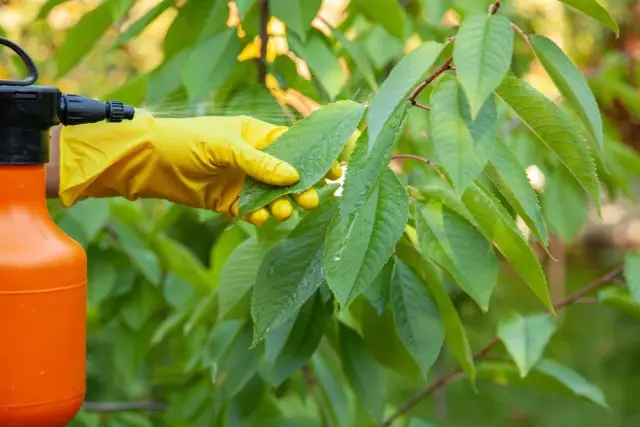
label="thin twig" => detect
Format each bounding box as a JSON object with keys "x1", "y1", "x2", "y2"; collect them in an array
[
  {"x1": 408, "y1": 56, "x2": 454, "y2": 106},
  {"x1": 511, "y1": 22, "x2": 532, "y2": 48},
  {"x1": 489, "y1": 0, "x2": 501, "y2": 15},
  {"x1": 258, "y1": 0, "x2": 269, "y2": 84},
  {"x1": 392, "y1": 154, "x2": 447, "y2": 183},
  {"x1": 381, "y1": 265, "x2": 623, "y2": 426},
  {"x1": 82, "y1": 401, "x2": 167, "y2": 413}
]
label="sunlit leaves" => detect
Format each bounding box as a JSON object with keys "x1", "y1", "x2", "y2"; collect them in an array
[
  {"x1": 271, "y1": 0, "x2": 322, "y2": 43},
  {"x1": 558, "y1": 0, "x2": 619, "y2": 36},
  {"x1": 367, "y1": 41, "x2": 444, "y2": 147},
  {"x1": 239, "y1": 101, "x2": 365, "y2": 215},
  {"x1": 429, "y1": 76, "x2": 497, "y2": 194},
  {"x1": 496, "y1": 76, "x2": 601, "y2": 210},
  {"x1": 251, "y1": 199, "x2": 337, "y2": 343},
  {"x1": 497, "y1": 313, "x2": 557, "y2": 377},
  {"x1": 54, "y1": 2, "x2": 114, "y2": 78},
  {"x1": 357, "y1": 0, "x2": 408, "y2": 40},
  {"x1": 462, "y1": 183, "x2": 552, "y2": 310},
  {"x1": 417, "y1": 199, "x2": 499, "y2": 312},
  {"x1": 324, "y1": 169, "x2": 409, "y2": 308},
  {"x1": 531, "y1": 35, "x2": 604, "y2": 150},
  {"x1": 485, "y1": 138, "x2": 548, "y2": 246},
  {"x1": 454, "y1": 13, "x2": 514, "y2": 118}
]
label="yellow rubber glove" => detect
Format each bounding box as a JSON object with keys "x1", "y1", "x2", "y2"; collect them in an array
[{"x1": 58, "y1": 110, "x2": 342, "y2": 225}]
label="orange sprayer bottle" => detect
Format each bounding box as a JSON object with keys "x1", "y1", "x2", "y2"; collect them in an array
[{"x1": 0, "y1": 37, "x2": 135, "y2": 426}]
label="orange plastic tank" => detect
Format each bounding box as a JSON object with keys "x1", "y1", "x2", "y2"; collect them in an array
[
  {"x1": 0, "y1": 34, "x2": 135, "y2": 426},
  {"x1": 0, "y1": 164, "x2": 87, "y2": 426}
]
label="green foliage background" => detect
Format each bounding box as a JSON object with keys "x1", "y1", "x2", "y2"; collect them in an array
[{"x1": 4, "y1": 0, "x2": 640, "y2": 426}]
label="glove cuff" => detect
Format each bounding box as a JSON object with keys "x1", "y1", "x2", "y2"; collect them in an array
[{"x1": 58, "y1": 110, "x2": 160, "y2": 206}]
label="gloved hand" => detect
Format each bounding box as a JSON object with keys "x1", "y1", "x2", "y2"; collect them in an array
[{"x1": 57, "y1": 111, "x2": 342, "y2": 225}]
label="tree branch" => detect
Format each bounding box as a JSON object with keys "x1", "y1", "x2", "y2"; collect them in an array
[
  {"x1": 381, "y1": 265, "x2": 623, "y2": 426},
  {"x1": 408, "y1": 55, "x2": 454, "y2": 106},
  {"x1": 258, "y1": 0, "x2": 269, "y2": 84},
  {"x1": 82, "y1": 401, "x2": 167, "y2": 413}
]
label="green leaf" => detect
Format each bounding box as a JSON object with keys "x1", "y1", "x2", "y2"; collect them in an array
[
  {"x1": 54, "y1": 3, "x2": 114, "y2": 78},
  {"x1": 163, "y1": 274, "x2": 196, "y2": 308},
  {"x1": 598, "y1": 287, "x2": 640, "y2": 318},
  {"x1": 485, "y1": 138, "x2": 548, "y2": 246},
  {"x1": 430, "y1": 76, "x2": 497, "y2": 194},
  {"x1": 37, "y1": 0, "x2": 69, "y2": 19},
  {"x1": 112, "y1": 0, "x2": 174, "y2": 48},
  {"x1": 418, "y1": 200, "x2": 498, "y2": 311},
  {"x1": 339, "y1": 324, "x2": 386, "y2": 421},
  {"x1": 530, "y1": 35, "x2": 603, "y2": 150},
  {"x1": 325, "y1": 168, "x2": 409, "y2": 308},
  {"x1": 391, "y1": 260, "x2": 444, "y2": 376},
  {"x1": 368, "y1": 41, "x2": 444, "y2": 146},
  {"x1": 209, "y1": 226, "x2": 247, "y2": 284},
  {"x1": 107, "y1": 0, "x2": 134, "y2": 20},
  {"x1": 112, "y1": 223, "x2": 161, "y2": 286},
  {"x1": 535, "y1": 359, "x2": 609, "y2": 408},
  {"x1": 182, "y1": 28, "x2": 242, "y2": 101},
  {"x1": 495, "y1": 76, "x2": 601, "y2": 210},
  {"x1": 155, "y1": 235, "x2": 210, "y2": 290},
  {"x1": 237, "y1": 0, "x2": 258, "y2": 18},
  {"x1": 239, "y1": 101, "x2": 365, "y2": 216},
  {"x1": 312, "y1": 354, "x2": 355, "y2": 427},
  {"x1": 476, "y1": 359, "x2": 608, "y2": 408},
  {"x1": 343, "y1": 105, "x2": 410, "y2": 218},
  {"x1": 219, "y1": 323, "x2": 261, "y2": 398},
  {"x1": 541, "y1": 165, "x2": 588, "y2": 243},
  {"x1": 271, "y1": 0, "x2": 322, "y2": 43},
  {"x1": 87, "y1": 251, "x2": 118, "y2": 307},
  {"x1": 497, "y1": 313, "x2": 557, "y2": 377},
  {"x1": 359, "y1": 297, "x2": 421, "y2": 378},
  {"x1": 65, "y1": 199, "x2": 110, "y2": 242},
  {"x1": 408, "y1": 223, "x2": 476, "y2": 386},
  {"x1": 363, "y1": 258, "x2": 394, "y2": 315},
  {"x1": 454, "y1": 13, "x2": 514, "y2": 118},
  {"x1": 217, "y1": 237, "x2": 264, "y2": 321},
  {"x1": 328, "y1": 24, "x2": 378, "y2": 91},
  {"x1": 558, "y1": 0, "x2": 619, "y2": 35},
  {"x1": 288, "y1": 31, "x2": 347, "y2": 100},
  {"x1": 264, "y1": 293, "x2": 329, "y2": 386},
  {"x1": 357, "y1": 0, "x2": 407, "y2": 40},
  {"x1": 421, "y1": 0, "x2": 446, "y2": 25},
  {"x1": 163, "y1": 0, "x2": 227, "y2": 59},
  {"x1": 462, "y1": 183, "x2": 552, "y2": 310},
  {"x1": 251, "y1": 199, "x2": 337, "y2": 343},
  {"x1": 624, "y1": 251, "x2": 640, "y2": 303}
]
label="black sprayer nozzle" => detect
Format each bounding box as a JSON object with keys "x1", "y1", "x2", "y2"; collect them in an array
[
  {"x1": 0, "y1": 35, "x2": 138, "y2": 164},
  {"x1": 60, "y1": 94, "x2": 136, "y2": 126}
]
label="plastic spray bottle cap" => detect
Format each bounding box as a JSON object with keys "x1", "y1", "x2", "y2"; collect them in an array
[{"x1": 0, "y1": 36, "x2": 136, "y2": 165}]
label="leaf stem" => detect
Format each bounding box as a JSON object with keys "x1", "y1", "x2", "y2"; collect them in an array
[
  {"x1": 381, "y1": 265, "x2": 623, "y2": 426},
  {"x1": 392, "y1": 154, "x2": 447, "y2": 183},
  {"x1": 511, "y1": 22, "x2": 532, "y2": 47}
]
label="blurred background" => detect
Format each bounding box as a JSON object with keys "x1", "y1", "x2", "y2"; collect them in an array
[{"x1": 2, "y1": 0, "x2": 640, "y2": 426}]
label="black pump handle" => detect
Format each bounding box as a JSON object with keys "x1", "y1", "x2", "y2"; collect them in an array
[{"x1": 0, "y1": 36, "x2": 38, "y2": 86}]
